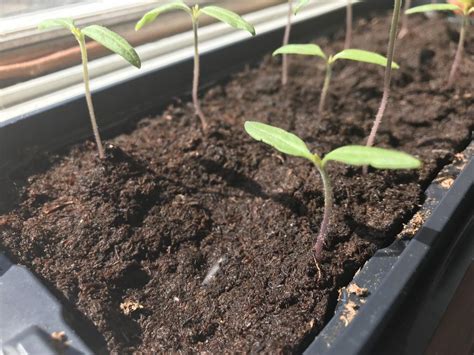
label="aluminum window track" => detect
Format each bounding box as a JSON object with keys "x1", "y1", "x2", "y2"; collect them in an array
[
  {"x1": 1, "y1": 1, "x2": 165, "y2": 50},
  {"x1": 0, "y1": 0, "x2": 354, "y2": 124}
]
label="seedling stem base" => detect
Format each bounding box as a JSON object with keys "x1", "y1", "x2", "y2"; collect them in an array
[
  {"x1": 192, "y1": 19, "x2": 208, "y2": 130},
  {"x1": 77, "y1": 33, "x2": 105, "y2": 159}
]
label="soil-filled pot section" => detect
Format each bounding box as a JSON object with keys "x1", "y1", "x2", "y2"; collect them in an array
[{"x1": 1, "y1": 12, "x2": 473, "y2": 353}]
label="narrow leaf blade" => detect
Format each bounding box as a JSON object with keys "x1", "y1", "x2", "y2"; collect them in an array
[
  {"x1": 323, "y1": 146, "x2": 421, "y2": 169},
  {"x1": 135, "y1": 1, "x2": 191, "y2": 31},
  {"x1": 82, "y1": 25, "x2": 141, "y2": 68},
  {"x1": 201, "y1": 6, "x2": 255, "y2": 35},
  {"x1": 332, "y1": 49, "x2": 399, "y2": 69},
  {"x1": 294, "y1": 0, "x2": 310, "y2": 14},
  {"x1": 38, "y1": 18, "x2": 75, "y2": 31},
  {"x1": 244, "y1": 121, "x2": 315, "y2": 162},
  {"x1": 405, "y1": 3, "x2": 462, "y2": 14},
  {"x1": 273, "y1": 44, "x2": 326, "y2": 59}
]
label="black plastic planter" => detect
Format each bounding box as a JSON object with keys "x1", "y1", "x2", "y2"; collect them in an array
[
  {"x1": 306, "y1": 143, "x2": 474, "y2": 355},
  {"x1": 1, "y1": 0, "x2": 472, "y2": 353}
]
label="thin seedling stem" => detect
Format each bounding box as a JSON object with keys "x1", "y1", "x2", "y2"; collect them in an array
[
  {"x1": 77, "y1": 32, "x2": 105, "y2": 159},
  {"x1": 313, "y1": 165, "x2": 333, "y2": 261},
  {"x1": 345, "y1": 0, "x2": 353, "y2": 49},
  {"x1": 365, "y1": 0, "x2": 402, "y2": 154},
  {"x1": 399, "y1": 0, "x2": 412, "y2": 38},
  {"x1": 319, "y1": 62, "x2": 332, "y2": 113},
  {"x1": 192, "y1": 18, "x2": 208, "y2": 130},
  {"x1": 282, "y1": 0, "x2": 293, "y2": 85},
  {"x1": 448, "y1": 14, "x2": 468, "y2": 87}
]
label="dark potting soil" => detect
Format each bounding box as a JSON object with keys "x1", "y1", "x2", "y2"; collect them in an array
[{"x1": 1, "y1": 12, "x2": 473, "y2": 353}]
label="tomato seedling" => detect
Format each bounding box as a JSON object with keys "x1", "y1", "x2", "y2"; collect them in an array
[
  {"x1": 273, "y1": 45, "x2": 398, "y2": 113},
  {"x1": 280, "y1": 0, "x2": 353, "y2": 84},
  {"x1": 38, "y1": 18, "x2": 141, "y2": 159},
  {"x1": 281, "y1": 0, "x2": 311, "y2": 85},
  {"x1": 365, "y1": 0, "x2": 402, "y2": 158},
  {"x1": 406, "y1": 0, "x2": 474, "y2": 87},
  {"x1": 136, "y1": 1, "x2": 255, "y2": 130},
  {"x1": 244, "y1": 121, "x2": 421, "y2": 263}
]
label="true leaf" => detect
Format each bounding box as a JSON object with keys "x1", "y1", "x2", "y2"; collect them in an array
[
  {"x1": 38, "y1": 18, "x2": 76, "y2": 31},
  {"x1": 244, "y1": 121, "x2": 316, "y2": 162},
  {"x1": 135, "y1": 1, "x2": 191, "y2": 31},
  {"x1": 332, "y1": 49, "x2": 399, "y2": 69},
  {"x1": 200, "y1": 6, "x2": 255, "y2": 36},
  {"x1": 273, "y1": 44, "x2": 326, "y2": 59},
  {"x1": 294, "y1": 0, "x2": 310, "y2": 14},
  {"x1": 82, "y1": 25, "x2": 141, "y2": 68},
  {"x1": 405, "y1": 3, "x2": 462, "y2": 14},
  {"x1": 322, "y1": 145, "x2": 421, "y2": 169}
]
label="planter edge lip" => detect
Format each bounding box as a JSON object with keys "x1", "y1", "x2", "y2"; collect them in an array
[{"x1": 0, "y1": 253, "x2": 97, "y2": 354}]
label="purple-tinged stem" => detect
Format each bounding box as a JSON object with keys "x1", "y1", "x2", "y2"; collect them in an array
[
  {"x1": 319, "y1": 62, "x2": 332, "y2": 113},
  {"x1": 447, "y1": 15, "x2": 467, "y2": 88},
  {"x1": 192, "y1": 19, "x2": 208, "y2": 130},
  {"x1": 345, "y1": 0, "x2": 353, "y2": 49},
  {"x1": 282, "y1": 0, "x2": 293, "y2": 85},
  {"x1": 365, "y1": 0, "x2": 402, "y2": 155},
  {"x1": 313, "y1": 165, "x2": 333, "y2": 261},
  {"x1": 398, "y1": 0, "x2": 412, "y2": 39},
  {"x1": 77, "y1": 32, "x2": 105, "y2": 159}
]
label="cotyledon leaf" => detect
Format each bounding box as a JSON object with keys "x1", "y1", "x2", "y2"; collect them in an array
[
  {"x1": 294, "y1": 0, "x2": 311, "y2": 14},
  {"x1": 244, "y1": 121, "x2": 317, "y2": 163},
  {"x1": 322, "y1": 145, "x2": 421, "y2": 169},
  {"x1": 135, "y1": 1, "x2": 191, "y2": 31},
  {"x1": 405, "y1": 3, "x2": 462, "y2": 14},
  {"x1": 273, "y1": 44, "x2": 326, "y2": 59},
  {"x1": 82, "y1": 25, "x2": 141, "y2": 68},
  {"x1": 332, "y1": 49, "x2": 400, "y2": 69},
  {"x1": 200, "y1": 6, "x2": 255, "y2": 35},
  {"x1": 38, "y1": 18, "x2": 76, "y2": 32}
]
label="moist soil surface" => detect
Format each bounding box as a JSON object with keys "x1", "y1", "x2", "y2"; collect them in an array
[{"x1": 1, "y1": 12, "x2": 473, "y2": 354}]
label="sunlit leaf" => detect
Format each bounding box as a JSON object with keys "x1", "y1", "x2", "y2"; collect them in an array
[
  {"x1": 200, "y1": 6, "x2": 255, "y2": 35},
  {"x1": 82, "y1": 25, "x2": 141, "y2": 68},
  {"x1": 244, "y1": 121, "x2": 316, "y2": 162},
  {"x1": 273, "y1": 44, "x2": 326, "y2": 59},
  {"x1": 405, "y1": 3, "x2": 462, "y2": 14},
  {"x1": 322, "y1": 145, "x2": 421, "y2": 169},
  {"x1": 294, "y1": 0, "x2": 310, "y2": 14},
  {"x1": 332, "y1": 49, "x2": 399, "y2": 69},
  {"x1": 135, "y1": 1, "x2": 191, "y2": 31},
  {"x1": 38, "y1": 18, "x2": 76, "y2": 31}
]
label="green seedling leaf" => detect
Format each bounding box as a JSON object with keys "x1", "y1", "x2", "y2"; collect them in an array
[
  {"x1": 244, "y1": 121, "x2": 316, "y2": 162},
  {"x1": 200, "y1": 6, "x2": 255, "y2": 35},
  {"x1": 332, "y1": 49, "x2": 399, "y2": 69},
  {"x1": 82, "y1": 25, "x2": 141, "y2": 68},
  {"x1": 38, "y1": 18, "x2": 76, "y2": 31},
  {"x1": 405, "y1": 3, "x2": 462, "y2": 14},
  {"x1": 294, "y1": 0, "x2": 310, "y2": 14},
  {"x1": 135, "y1": 1, "x2": 191, "y2": 31},
  {"x1": 273, "y1": 44, "x2": 326, "y2": 59},
  {"x1": 322, "y1": 145, "x2": 421, "y2": 169}
]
